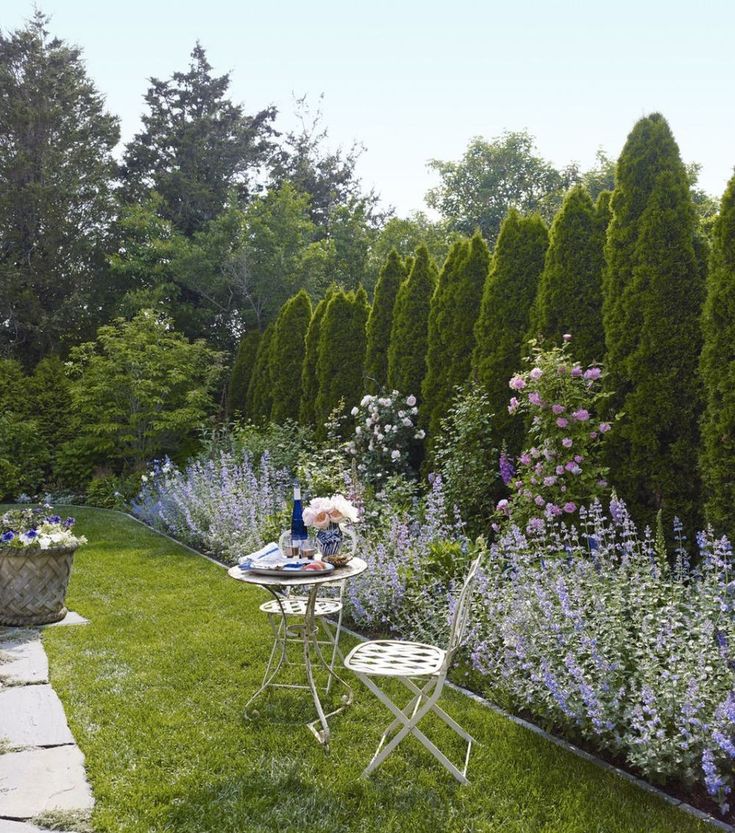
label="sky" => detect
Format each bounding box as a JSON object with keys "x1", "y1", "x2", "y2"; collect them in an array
[{"x1": 4, "y1": 0, "x2": 734, "y2": 215}]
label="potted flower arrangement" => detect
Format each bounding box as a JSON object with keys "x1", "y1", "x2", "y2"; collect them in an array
[
  {"x1": 302, "y1": 494, "x2": 359, "y2": 566},
  {"x1": 0, "y1": 507, "x2": 87, "y2": 626}
]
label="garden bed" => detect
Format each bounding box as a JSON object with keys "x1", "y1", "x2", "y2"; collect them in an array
[{"x1": 33, "y1": 507, "x2": 719, "y2": 832}]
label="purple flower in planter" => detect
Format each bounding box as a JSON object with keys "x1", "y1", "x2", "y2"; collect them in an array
[{"x1": 1, "y1": 531, "x2": 15, "y2": 542}]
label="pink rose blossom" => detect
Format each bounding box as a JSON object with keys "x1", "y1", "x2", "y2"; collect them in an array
[
  {"x1": 509, "y1": 375, "x2": 526, "y2": 391},
  {"x1": 563, "y1": 333, "x2": 572, "y2": 342}
]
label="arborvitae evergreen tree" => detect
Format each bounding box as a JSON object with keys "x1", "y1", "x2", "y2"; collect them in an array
[
  {"x1": 300, "y1": 287, "x2": 336, "y2": 425},
  {"x1": 365, "y1": 251, "x2": 406, "y2": 388},
  {"x1": 29, "y1": 355, "x2": 73, "y2": 451},
  {"x1": 423, "y1": 234, "x2": 490, "y2": 445},
  {"x1": 699, "y1": 176, "x2": 735, "y2": 537},
  {"x1": 603, "y1": 114, "x2": 687, "y2": 405},
  {"x1": 245, "y1": 322, "x2": 275, "y2": 423},
  {"x1": 387, "y1": 246, "x2": 437, "y2": 397},
  {"x1": 472, "y1": 211, "x2": 548, "y2": 448},
  {"x1": 269, "y1": 290, "x2": 312, "y2": 424},
  {"x1": 603, "y1": 114, "x2": 704, "y2": 531},
  {"x1": 228, "y1": 330, "x2": 261, "y2": 417},
  {"x1": 528, "y1": 185, "x2": 606, "y2": 365},
  {"x1": 314, "y1": 287, "x2": 369, "y2": 430}
]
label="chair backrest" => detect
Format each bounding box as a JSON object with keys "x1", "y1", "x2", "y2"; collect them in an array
[{"x1": 443, "y1": 553, "x2": 483, "y2": 669}]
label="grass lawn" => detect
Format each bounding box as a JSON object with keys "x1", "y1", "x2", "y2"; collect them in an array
[{"x1": 34, "y1": 508, "x2": 711, "y2": 833}]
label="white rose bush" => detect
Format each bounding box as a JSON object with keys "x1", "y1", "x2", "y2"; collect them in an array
[{"x1": 346, "y1": 390, "x2": 425, "y2": 483}]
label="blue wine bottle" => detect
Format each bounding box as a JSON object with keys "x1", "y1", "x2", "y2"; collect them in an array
[{"x1": 290, "y1": 482, "x2": 308, "y2": 553}]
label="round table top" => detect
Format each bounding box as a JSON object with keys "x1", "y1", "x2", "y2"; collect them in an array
[{"x1": 227, "y1": 556, "x2": 367, "y2": 588}]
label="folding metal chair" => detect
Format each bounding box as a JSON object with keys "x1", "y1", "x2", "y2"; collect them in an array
[{"x1": 344, "y1": 554, "x2": 482, "y2": 783}]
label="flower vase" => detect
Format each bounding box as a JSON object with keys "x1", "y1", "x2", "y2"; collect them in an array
[{"x1": 316, "y1": 523, "x2": 344, "y2": 558}]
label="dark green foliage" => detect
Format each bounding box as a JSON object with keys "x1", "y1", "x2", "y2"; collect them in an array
[
  {"x1": 603, "y1": 114, "x2": 704, "y2": 530},
  {"x1": 433, "y1": 382, "x2": 498, "y2": 537},
  {"x1": 29, "y1": 355, "x2": 73, "y2": 456},
  {"x1": 472, "y1": 212, "x2": 549, "y2": 448},
  {"x1": 528, "y1": 186, "x2": 606, "y2": 365},
  {"x1": 228, "y1": 331, "x2": 261, "y2": 417},
  {"x1": 269, "y1": 290, "x2": 313, "y2": 424},
  {"x1": 246, "y1": 323, "x2": 275, "y2": 424},
  {"x1": 700, "y1": 174, "x2": 735, "y2": 537},
  {"x1": 387, "y1": 246, "x2": 437, "y2": 397},
  {"x1": 0, "y1": 13, "x2": 120, "y2": 366},
  {"x1": 365, "y1": 251, "x2": 406, "y2": 388},
  {"x1": 423, "y1": 234, "x2": 489, "y2": 446},
  {"x1": 314, "y1": 287, "x2": 369, "y2": 430},
  {"x1": 299, "y1": 290, "x2": 334, "y2": 425},
  {"x1": 120, "y1": 44, "x2": 276, "y2": 236},
  {"x1": 603, "y1": 114, "x2": 688, "y2": 404}
]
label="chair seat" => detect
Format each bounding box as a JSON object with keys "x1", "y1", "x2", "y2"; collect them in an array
[
  {"x1": 259, "y1": 598, "x2": 343, "y2": 617},
  {"x1": 344, "y1": 640, "x2": 446, "y2": 677}
]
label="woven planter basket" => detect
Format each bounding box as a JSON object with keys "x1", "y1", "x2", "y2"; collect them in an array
[{"x1": 0, "y1": 546, "x2": 76, "y2": 626}]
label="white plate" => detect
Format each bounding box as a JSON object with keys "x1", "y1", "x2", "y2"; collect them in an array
[{"x1": 242, "y1": 562, "x2": 335, "y2": 577}]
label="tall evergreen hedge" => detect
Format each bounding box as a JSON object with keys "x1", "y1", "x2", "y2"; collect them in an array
[
  {"x1": 300, "y1": 288, "x2": 335, "y2": 425},
  {"x1": 528, "y1": 185, "x2": 606, "y2": 365},
  {"x1": 423, "y1": 234, "x2": 489, "y2": 445},
  {"x1": 314, "y1": 287, "x2": 369, "y2": 429},
  {"x1": 387, "y1": 245, "x2": 437, "y2": 398},
  {"x1": 365, "y1": 250, "x2": 406, "y2": 389},
  {"x1": 245, "y1": 322, "x2": 275, "y2": 423},
  {"x1": 603, "y1": 114, "x2": 704, "y2": 530},
  {"x1": 472, "y1": 211, "x2": 548, "y2": 448},
  {"x1": 270, "y1": 289, "x2": 312, "y2": 424},
  {"x1": 228, "y1": 330, "x2": 261, "y2": 417},
  {"x1": 700, "y1": 174, "x2": 735, "y2": 537}
]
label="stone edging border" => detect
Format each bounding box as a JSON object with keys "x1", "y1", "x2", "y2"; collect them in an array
[{"x1": 62, "y1": 506, "x2": 734, "y2": 833}]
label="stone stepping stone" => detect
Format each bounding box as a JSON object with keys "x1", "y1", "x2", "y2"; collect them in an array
[
  {"x1": 0, "y1": 635, "x2": 47, "y2": 686},
  {"x1": 0, "y1": 746, "x2": 93, "y2": 819},
  {"x1": 0, "y1": 820, "x2": 80, "y2": 832},
  {"x1": 0, "y1": 686, "x2": 73, "y2": 748}
]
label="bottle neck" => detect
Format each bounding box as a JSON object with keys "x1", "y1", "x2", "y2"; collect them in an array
[{"x1": 293, "y1": 485, "x2": 301, "y2": 501}]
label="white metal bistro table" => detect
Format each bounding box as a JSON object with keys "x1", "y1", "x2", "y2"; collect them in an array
[{"x1": 227, "y1": 557, "x2": 367, "y2": 748}]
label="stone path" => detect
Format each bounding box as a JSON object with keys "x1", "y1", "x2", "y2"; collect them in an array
[{"x1": 0, "y1": 614, "x2": 93, "y2": 832}]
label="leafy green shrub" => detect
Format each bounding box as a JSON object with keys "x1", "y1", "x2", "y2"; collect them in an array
[
  {"x1": 433, "y1": 382, "x2": 497, "y2": 536},
  {"x1": 85, "y1": 471, "x2": 142, "y2": 510},
  {"x1": 0, "y1": 416, "x2": 49, "y2": 499},
  {"x1": 232, "y1": 419, "x2": 314, "y2": 473}
]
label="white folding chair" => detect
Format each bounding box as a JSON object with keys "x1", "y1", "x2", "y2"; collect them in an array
[{"x1": 344, "y1": 554, "x2": 482, "y2": 784}]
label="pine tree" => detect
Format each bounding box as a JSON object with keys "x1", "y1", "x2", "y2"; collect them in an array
[
  {"x1": 472, "y1": 211, "x2": 548, "y2": 448},
  {"x1": 228, "y1": 330, "x2": 261, "y2": 417},
  {"x1": 387, "y1": 246, "x2": 437, "y2": 398},
  {"x1": 603, "y1": 114, "x2": 704, "y2": 531},
  {"x1": 365, "y1": 251, "x2": 406, "y2": 388},
  {"x1": 699, "y1": 176, "x2": 735, "y2": 537},
  {"x1": 528, "y1": 185, "x2": 606, "y2": 365},
  {"x1": 300, "y1": 287, "x2": 336, "y2": 425},
  {"x1": 423, "y1": 234, "x2": 490, "y2": 445},
  {"x1": 0, "y1": 12, "x2": 120, "y2": 365},
  {"x1": 121, "y1": 43, "x2": 275, "y2": 236},
  {"x1": 245, "y1": 323, "x2": 275, "y2": 423},
  {"x1": 269, "y1": 290, "x2": 312, "y2": 424},
  {"x1": 314, "y1": 288, "x2": 369, "y2": 429}
]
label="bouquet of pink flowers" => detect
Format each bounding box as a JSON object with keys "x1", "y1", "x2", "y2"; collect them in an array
[{"x1": 302, "y1": 494, "x2": 359, "y2": 529}]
